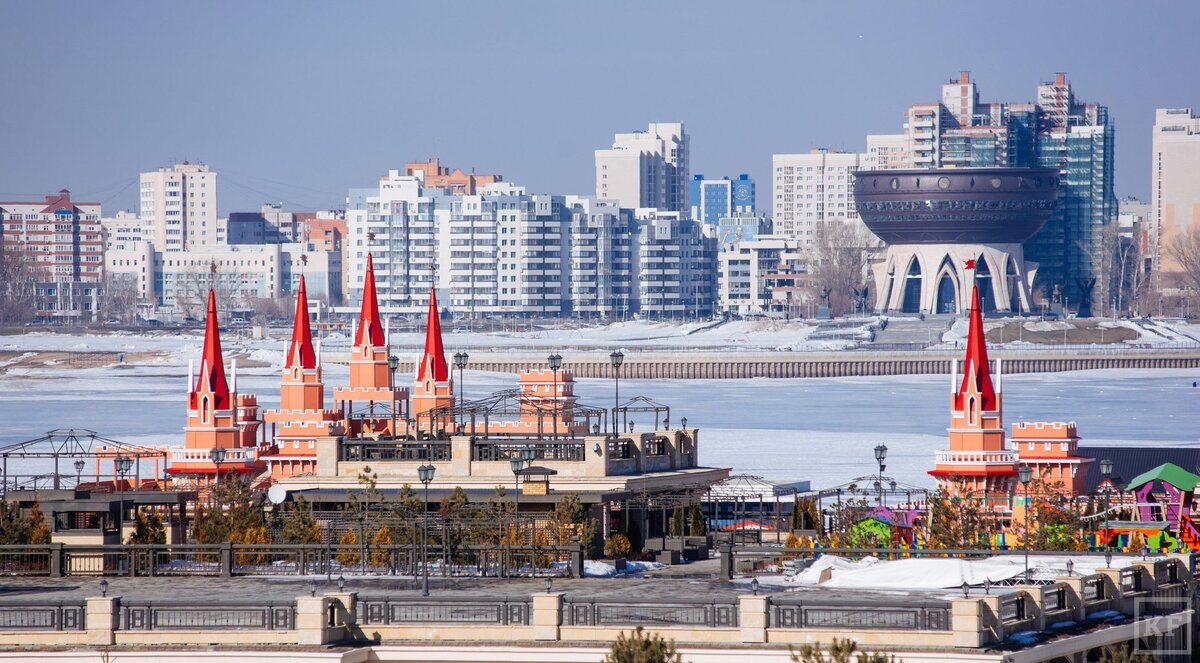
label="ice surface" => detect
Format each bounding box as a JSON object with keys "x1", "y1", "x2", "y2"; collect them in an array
[
  {"x1": 787, "y1": 554, "x2": 1146, "y2": 589},
  {"x1": 2, "y1": 329, "x2": 1199, "y2": 490}
]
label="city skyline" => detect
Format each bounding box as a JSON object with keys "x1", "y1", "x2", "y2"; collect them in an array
[{"x1": 3, "y1": 2, "x2": 1199, "y2": 214}]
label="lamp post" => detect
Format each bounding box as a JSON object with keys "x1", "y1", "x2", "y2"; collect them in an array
[
  {"x1": 417, "y1": 464, "x2": 435, "y2": 597},
  {"x1": 114, "y1": 455, "x2": 133, "y2": 542},
  {"x1": 548, "y1": 353, "x2": 562, "y2": 440},
  {"x1": 209, "y1": 446, "x2": 226, "y2": 491},
  {"x1": 873, "y1": 444, "x2": 888, "y2": 506},
  {"x1": 73, "y1": 459, "x2": 85, "y2": 487},
  {"x1": 1018, "y1": 464, "x2": 1033, "y2": 583},
  {"x1": 387, "y1": 355, "x2": 400, "y2": 438},
  {"x1": 1100, "y1": 458, "x2": 1113, "y2": 525},
  {"x1": 510, "y1": 457, "x2": 524, "y2": 573},
  {"x1": 609, "y1": 350, "x2": 623, "y2": 434},
  {"x1": 453, "y1": 352, "x2": 468, "y2": 430}
]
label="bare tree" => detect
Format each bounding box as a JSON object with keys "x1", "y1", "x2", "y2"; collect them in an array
[
  {"x1": 0, "y1": 244, "x2": 41, "y2": 324},
  {"x1": 174, "y1": 261, "x2": 241, "y2": 321},
  {"x1": 1167, "y1": 224, "x2": 1200, "y2": 295},
  {"x1": 102, "y1": 273, "x2": 140, "y2": 323},
  {"x1": 805, "y1": 221, "x2": 876, "y2": 316}
]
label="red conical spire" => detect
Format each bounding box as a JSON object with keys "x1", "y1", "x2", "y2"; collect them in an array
[
  {"x1": 286, "y1": 276, "x2": 317, "y2": 369},
  {"x1": 354, "y1": 253, "x2": 386, "y2": 347},
  {"x1": 955, "y1": 280, "x2": 997, "y2": 411},
  {"x1": 417, "y1": 286, "x2": 449, "y2": 382},
  {"x1": 195, "y1": 289, "x2": 232, "y2": 409}
]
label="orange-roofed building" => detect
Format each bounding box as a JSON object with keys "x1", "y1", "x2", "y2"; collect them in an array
[
  {"x1": 404, "y1": 159, "x2": 502, "y2": 195},
  {"x1": 929, "y1": 262, "x2": 1017, "y2": 502},
  {"x1": 1011, "y1": 421, "x2": 1092, "y2": 496},
  {"x1": 334, "y1": 254, "x2": 409, "y2": 438},
  {"x1": 261, "y1": 277, "x2": 345, "y2": 480},
  {"x1": 166, "y1": 289, "x2": 263, "y2": 487}
]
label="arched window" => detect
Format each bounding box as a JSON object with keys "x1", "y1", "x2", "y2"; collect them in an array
[
  {"x1": 201, "y1": 396, "x2": 210, "y2": 424},
  {"x1": 901, "y1": 258, "x2": 922, "y2": 313},
  {"x1": 967, "y1": 397, "x2": 977, "y2": 426}
]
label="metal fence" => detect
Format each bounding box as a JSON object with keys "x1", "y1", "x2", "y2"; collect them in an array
[
  {"x1": 358, "y1": 595, "x2": 530, "y2": 626},
  {"x1": 120, "y1": 601, "x2": 296, "y2": 630},
  {"x1": 340, "y1": 441, "x2": 452, "y2": 462},
  {"x1": 0, "y1": 601, "x2": 85, "y2": 631},
  {"x1": 0, "y1": 543, "x2": 582, "y2": 578},
  {"x1": 768, "y1": 596, "x2": 949, "y2": 631},
  {"x1": 561, "y1": 597, "x2": 738, "y2": 628},
  {"x1": 472, "y1": 441, "x2": 585, "y2": 462}
]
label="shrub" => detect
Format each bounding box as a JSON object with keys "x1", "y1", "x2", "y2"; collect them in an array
[
  {"x1": 336, "y1": 529, "x2": 360, "y2": 567},
  {"x1": 371, "y1": 526, "x2": 393, "y2": 568},
  {"x1": 604, "y1": 533, "x2": 632, "y2": 559},
  {"x1": 604, "y1": 626, "x2": 681, "y2": 663}
]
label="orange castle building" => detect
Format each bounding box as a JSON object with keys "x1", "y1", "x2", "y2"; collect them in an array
[
  {"x1": 333, "y1": 254, "x2": 409, "y2": 439},
  {"x1": 166, "y1": 290, "x2": 263, "y2": 487},
  {"x1": 929, "y1": 264, "x2": 1017, "y2": 501},
  {"x1": 261, "y1": 277, "x2": 344, "y2": 480},
  {"x1": 411, "y1": 286, "x2": 454, "y2": 433}
]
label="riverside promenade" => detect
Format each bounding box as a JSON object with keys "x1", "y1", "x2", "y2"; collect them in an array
[{"x1": 0, "y1": 554, "x2": 1193, "y2": 663}]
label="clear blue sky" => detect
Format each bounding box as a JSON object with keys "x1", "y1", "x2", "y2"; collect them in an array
[{"x1": 2, "y1": 1, "x2": 1196, "y2": 214}]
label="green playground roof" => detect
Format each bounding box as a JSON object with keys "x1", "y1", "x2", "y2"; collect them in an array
[{"x1": 1125, "y1": 463, "x2": 1200, "y2": 492}]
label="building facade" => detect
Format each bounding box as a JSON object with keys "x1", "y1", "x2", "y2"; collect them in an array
[
  {"x1": 0, "y1": 190, "x2": 104, "y2": 321},
  {"x1": 139, "y1": 163, "x2": 218, "y2": 250},
  {"x1": 1151, "y1": 108, "x2": 1200, "y2": 280},
  {"x1": 718, "y1": 235, "x2": 806, "y2": 317},
  {"x1": 690, "y1": 174, "x2": 755, "y2": 226},
  {"x1": 771, "y1": 150, "x2": 863, "y2": 243},
  {"x1": 632, "y1": 209, "x2": 717, "y2": 319},
  {"x1": 404, "y1": 159, "x2": 502, "y2": 195},
  {"x1": 886, "y1": 72, "x2": 1116, "y2": 307},
  {"x1": 346, "y1": 171, "x2": 714, "y2": 319},
  {"x1": 595, "y1": 122, "x2": 689, "y2": 213}
]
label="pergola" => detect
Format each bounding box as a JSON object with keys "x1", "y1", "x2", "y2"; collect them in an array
[
  {"x1": 418, "y1": 388, "x2": 609, "y2": 440},
  {"x1": 613, "y1": 396, "x2": 671, "y2": 433},
  {"x1": 0, "y1": 429, "x2": 167, "y2": 496}
]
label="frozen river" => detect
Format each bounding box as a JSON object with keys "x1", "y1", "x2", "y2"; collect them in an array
[{"x1": 1, "y1": 354, "x2": 1197, "y2": 490}]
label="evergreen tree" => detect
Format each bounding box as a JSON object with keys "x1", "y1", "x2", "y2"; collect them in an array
[
  {"x1": 371, "y1": 526, "x2": 393, "y2": 568},
  {"x1": 126, "y1": 508, "x2": 166, "y2": 545},
  {"x1": 0, "y1": 502, "x2": 30, "y2": 544},
  {"x1": 278, "y1": 496, "x2": 322, "y2": 544},
  {"x1": 688, "y1": 504, "x2": 705, "y2": 536},
  {"x1": 790, "y1": 639, "x2": 895, "y2": 663},
  {"x1": 26, "y1": 503, "x2": 51, "y2": 545},
  {"x1": 604, "y1": 626, "x2": 681, "y2": 663},
  {"x1": 336, "y1": 529, "x2": 360, "y2": 567},
  {"x1": 670, "y1": 507, "x2": 683, "y2": 537}
]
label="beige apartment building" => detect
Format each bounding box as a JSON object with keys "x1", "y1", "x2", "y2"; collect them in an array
[
  {"x1": 1151, "y1": 108, "x2": 1200, "y2": 278},
  {"x1": 139, "y1": 162, "x2": 218, "y2": 250},
  {"x1": 771, "y1": 149, "x2": 864, "y2": 243}
]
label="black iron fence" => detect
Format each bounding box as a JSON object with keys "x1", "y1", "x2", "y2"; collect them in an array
[
  {"x1": 120, "y1": 601, "x2": 296, "y2": 630},
  {"x1": 768, "y1": 596, "x2": 950, "y2": 631},
  {"x1": 561, "y1": 597, "x2": 738, "y2": 628},
  {"x1": 358, "y1": 595, "x2": 531, "y2": 626},
  {"x1": 0, "y1": 542, "x2": 584, "y2": 579},
  {"x1": 0, "y1": 601, "x2": 86, "y2": 631},
  {"x1": 472, "y1": 440, "x2": 585, "y2": 462},
  {"x1": 340, "y1": 441, "x2": 452, "y2": 463}
]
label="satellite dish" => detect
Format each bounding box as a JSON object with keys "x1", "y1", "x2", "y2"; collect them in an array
[{"x1": 267, "y1": 484, "x2": 288, "y2": 505}]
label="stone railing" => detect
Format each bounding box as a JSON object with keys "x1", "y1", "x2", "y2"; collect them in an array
[{"x1": 934, "y1": 450, "x2": 1017, "y2": 465}]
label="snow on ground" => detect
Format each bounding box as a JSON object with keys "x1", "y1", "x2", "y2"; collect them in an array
[
  {"x1": 582, "y1": 560, "x2": 667, "y2": 577},
  {"x1": 786, "y1": 554, "x2": 1149, "y2": 590}
]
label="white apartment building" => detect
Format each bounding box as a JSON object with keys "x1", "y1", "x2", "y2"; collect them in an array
[
  {"x1": 865, "y1": 134, "x2": 910, "y2": 170},
  {"x1": 718, "y1": 235, "x2": 807, "y2": 317},
  {"x1": 139, "y1": 162, "x2": 218, "y2": 250},
  {"x1": 100, "y1": 211, "x2": 150, "y2": 252},
  {"x1": 1151, "y1": 108, "x2": 1200, "y2": 275},
  {"x1": 595, "y1": 122, "x2": 689, "y2": 212},
  {"x1": 632, "y1": 209, "x2": 716, "y2": 318},
  {"x1": 771, "y1": 149, "x2": 864, "y2": 243},
  {"x1": 566, "y1": 196, "x2": 633, "y2": 319}
]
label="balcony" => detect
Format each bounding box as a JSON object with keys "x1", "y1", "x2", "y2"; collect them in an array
[
  {"x1": 934, "y1": 450, "x2": 1016, "y2": 465},
  {"x1": 170, "y1": 447, "x2": 257, "y2": 464}
]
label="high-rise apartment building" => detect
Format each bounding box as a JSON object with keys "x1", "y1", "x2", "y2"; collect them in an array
[
  {"x1": 346, "y1": 170, "x2": 713, "y2": 319},
  {"x1": 718, "y1": 234, "x2": 806, "y2": 317},
  {"x1": 771, "y1": 150, "x2": 863, "y2": 243},
  {"x1": 864, "y1": 134, "x2": 909, "y2": 170},
  {"x1": 1151, "y1": 108, "x2": 1200, "y2": 278},
  {"x1": 139, "y1": 162, "x2": 218, "y2": 250},
  {"x1": 0, "y1": 190, "x2": 104, "y2": 321},
  {"x1": 595, "y1": 122, "x2": 689, "y2": 212},
  {"x1": 885, "y1": 72, "x2": 1116, "y2": 304},
  {"x1": 404, "y1": 159, "x2": 502, "y2": 195},
  {"x1": 690, "y1": 174, "x2": 754, "y2": 225}
]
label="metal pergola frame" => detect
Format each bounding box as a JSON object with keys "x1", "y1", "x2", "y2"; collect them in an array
[
  {"x1": 0, "y1": 429, "x2": 167, "y2": 495},
  {"x1": 417, "y1": 388, "x2": 610, "y2": 440},
  {"x1": 613, "y1": 396, "x2": 671, "y2": 433}
]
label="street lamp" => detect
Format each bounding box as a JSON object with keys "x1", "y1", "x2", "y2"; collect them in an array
[
  {"x1": 609, "y1": 350, "x2": 624, "y2": 434},
  {"x1": 209, "y1": 447, "x2": 226, "y2": 490},
  {"x1": 387, "y1": 355, "x2": 400, "y2": 438},
  {"x1": 548, "y1": 353, "x2": 562, "y2": 440},
  {"x1": 114, "y1": 455, "x2": 134, "y2": 542},
  {"x1": 1018, "y1": 464, "x2": 1033, "y2": 582},
  {"x1": 510, "y1": 457, "x2": 524, "y2": 572},
  {"x1": 73, "y1": 459, "x2": 85, "y2": 487},
  {"x1": 417, "y1": 464, "x2": 436, "y2": 597},
  {"x1": 453, "y1": 352, "x2": 468, "y2": 430},
  {"x1": 873, "y1": 444, "x2": 888, "y2": 506},
  {"x1": 1100, "y1": 458, "x2": 1114, "y2": 525}
]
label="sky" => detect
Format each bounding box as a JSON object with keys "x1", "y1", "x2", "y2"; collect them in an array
[{"x1": 2, "y1": 1, "x2": 1198, "y2": 215}]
